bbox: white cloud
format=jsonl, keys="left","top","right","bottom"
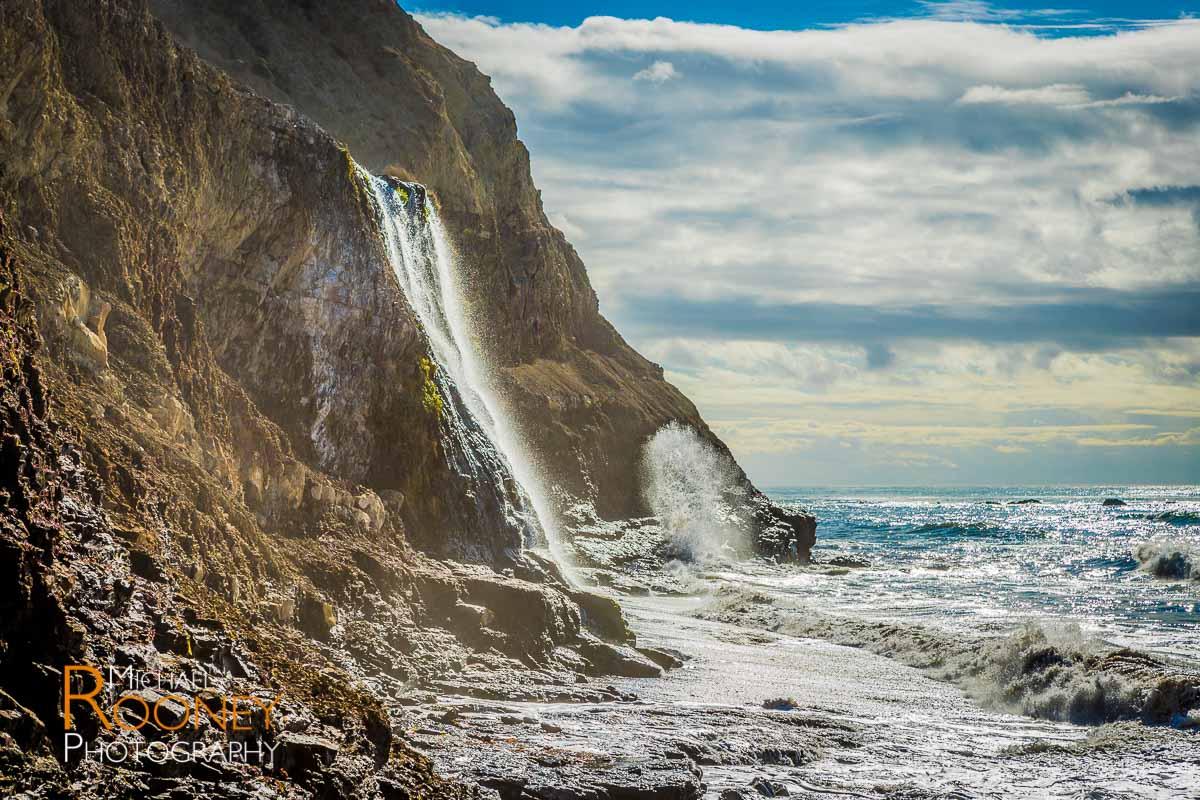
{"left": 1073, "top": 91, "right": 1183, "bottom": 108}
{"left": 633, "top": 60, "right": 678, "bottom": 82}
{"left": 418, "top": 14, "right": 1200, "bottom": 106}
{"left": 917, "top": 1, "right": 1024, "bottom": 22}
{"left": 957, "top": 84, "right": 1184, "bottom": 108}
{"left": 958, "top": 83, "right": 1091, "bottom": 105}
{"left": 413, "top": 12, "right": 1200, "bottom": 482}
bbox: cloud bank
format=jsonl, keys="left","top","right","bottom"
{"left": 416, "top": 10, "right": 1200, "bottom": 484}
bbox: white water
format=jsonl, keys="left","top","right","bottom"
{"left": 617, "top": 595, "right": 1200, "bottom": 799}
{"left": 640, "top": 422, "right": 751, "bottom": 561}
{"left": 363, "top": 170, "right": 571, "bottom": 573}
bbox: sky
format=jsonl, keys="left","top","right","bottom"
{"left": 410, "top": 0, "right": 1200, "bottom": 487}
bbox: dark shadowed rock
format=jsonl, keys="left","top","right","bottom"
{"left": 297, "top": 592, "right": 338, "bottom": 641}
{"left": 274, "top": 731, "right": 339, "bottom": 779}
{"left": 638, "top": 647, "right": 686, "bottom": 670}
{"left": 824, "top": 556, "right": 871, "bottom": 569}
{"left": 572, "top": 589, "right": 635, "bottom": 644}
{"left": 750, "top": 776, "right": 791, "bottom": 796}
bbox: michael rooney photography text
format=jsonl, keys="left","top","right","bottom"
{"left": 62, "top": 666, "right": 282, "bottom": 767}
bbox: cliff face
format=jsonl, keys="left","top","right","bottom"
{"left": 2, "top": 0, "right": 553, "bottom": 567}
{"left": 0, "top": 1, "right": 666, "bottom": 796}
{"left": 0, "top": 210, "right": 471, "bottom": 797}
{"left": 0, "top": 0, "right": 812, "bottom": 794}
{"left": 145, "top": 0, "right": 815, "bottom": 555}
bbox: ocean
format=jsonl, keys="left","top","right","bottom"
{"left": 764, "top": 485, "right": 1200, "bottom": 660}
{"left": 426, "top": 485, "right": 1200, "bottom": 797}
{"left": 604, "top": 485, "right": 1200, "bottom": 796}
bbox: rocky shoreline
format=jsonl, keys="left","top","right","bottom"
{"left": 0, "top": 0, "right": 814, "bottom": 797}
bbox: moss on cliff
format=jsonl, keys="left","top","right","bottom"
{"left": 419, "top": 356, "right": 444, "bottom": 417}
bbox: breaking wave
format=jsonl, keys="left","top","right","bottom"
{"left": 639, "top": 422, "right": 750, "bottom": 562}
{"left": 942, "top": 624, "right": 1198, "bottom": 726}
{"left": 700, "top": 588, "right": 1200, "bottom": 727}
{"left": 1150, "top": 510, "right": 1200, "bottom": 525}
{"left": 1133, "top": 540, "right": 1199, "bottom": 581}
{"left": 1118, "top": 509, "right": 1200, "bottom": 524}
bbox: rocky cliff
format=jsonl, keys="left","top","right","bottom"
{"left": 0, "top": 0, "right": 811, "bottom": 796}
{"left": 0, "top": 1, "right": 677, "bottom": 796}
{"left": 144, "top": 0, "right": 815, "bottom": 556}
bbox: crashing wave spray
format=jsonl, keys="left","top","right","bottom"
{"left": 362, "top": 169, "right": 571, "bottom": 574}
{"left": 1134, "top": 539, "right": 1198, "bottom": 581}
{"left": 640, "top": 422, "right": 751, "bottom": 561}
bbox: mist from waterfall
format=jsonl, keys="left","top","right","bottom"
{"left": 640, "top": 422, "right": 752, "bottom": 562}
{"left": 362, "top": 168, "right": 571, "bottom": 574}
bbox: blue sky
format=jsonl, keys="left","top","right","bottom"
{"left": 412, "top": 1, "right": 1200, "bottom": 486}
{"left": 415, "top": 0, "right": 1196, "bottom": 30}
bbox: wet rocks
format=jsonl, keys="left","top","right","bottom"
{"left": 752, "top": 497, "right": 817, "bottom": 563}
{"left": 749, "top": 776, "right": 791, "bottom": 796}
{"left": 822, "top": 555, "right": 871, "bottom": 569}
{"left": 576, "top": 637, "right": 664, "bottom": 678}
{"left": 638, "top": 647, "right": 686, "bottom": 670}
{"left": 571, "top": 589, "right": 635, "bottom": 644}
{"left": 298, "top": 592, "right": 339, "bottom": 640}
{"left": 1103, "top": 498, "right": 1127, "bottom": 506}
{"left": 761, "top": 697, "right": 799, "bottom": 711}
{"left": 455, "top": 568, "right": 582, "bottom": 658}
{"left": 410, "top": 697, "right": 835, "bottom": 800}
{"left": 274, "top": 731, "right": 340, "bottom": 779}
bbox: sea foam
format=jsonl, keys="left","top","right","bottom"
{"left": 640, "top": 422, "right": 750, "bottom": 562}
{"left": 700, "top": 588, "right": 1200, "bottom": 727}
{"left": 1133, "top": 539, "right": 1198, "bottom": 581}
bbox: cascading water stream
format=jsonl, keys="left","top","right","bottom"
{"left": 360, "top": 168, "right": 572, "bottom": 576}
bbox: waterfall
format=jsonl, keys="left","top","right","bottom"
{"left": 361, "top": 169, "right": 571, "bottom": 574}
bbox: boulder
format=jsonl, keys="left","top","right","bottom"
{"left": 824, "top": 556, "right": 870, "bottom": 569}
{"left": 637, "top": 647, "right": 685, "bottom": 670}
{"left": 750, "top": 776, "right": 790, "bottom": 797}
{"left": 458, "top": 570, "right": 581, "bottom": 653}
{"left": 569, "top": 590, "right": 634, "bottom": 644}
{"left": 576, "top": 636, "right": 663, "bottom": 678}
{"left": 297, "top": 592, "right": 338, "bottom": 640}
